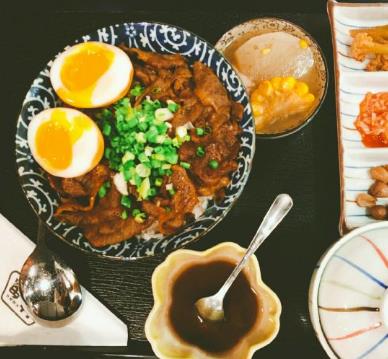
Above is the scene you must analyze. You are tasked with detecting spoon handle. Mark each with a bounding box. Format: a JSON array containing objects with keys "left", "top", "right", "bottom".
[
  {"left": 37, "top": 219, "right": 47, "bottom": 247},
  {"left": 217, "top": 194, "right": 293, "bottom": 299}
]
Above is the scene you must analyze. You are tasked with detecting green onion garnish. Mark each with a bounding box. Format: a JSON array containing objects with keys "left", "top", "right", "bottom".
[
  {"left": 195, "top": 127, "right": 205, "bottom": 136},
  {"left": 98, "top": 182, "right": 110, "bottom": 198},
  {"left": 130, "top": 84, "right": 144, "bottom": 97},
  {"left": 155, "top": 178, "right": 163, "bottom": 186},
  {"left": 97, "top": 94, "right": 190, "bottom": 202},
  {"left": 121, "top": 195, "right": 132, "bottom": 208},
  {"left": 196, "top": 146, "right": 205, "bottom": 157},
  {"left": 103, "top": 122, "right": 112, "bottom": 136},
  {"left": 208, "top": 160, "right": 219, "bottom": 169},
  {"left": 167, "top": 100, "right": 180, "bottom": 113},
  {"left": 132, "top": 209, "right": 141, "bottom": 217},
  {"left": 180, "top": 161, "right": 191, "bottom": 169},
  {"left": 121, "top": 210, "right": 128, "bottom": 220}
]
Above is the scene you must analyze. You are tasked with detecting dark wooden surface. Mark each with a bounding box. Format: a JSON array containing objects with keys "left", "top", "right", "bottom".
[{"left": 0, "top": 1, "right": 346, "bottom": 357}]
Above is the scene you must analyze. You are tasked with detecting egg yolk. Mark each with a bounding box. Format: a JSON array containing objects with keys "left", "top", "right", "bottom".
[
  {"left": 58, "top": 43, "right": 115, "bottom": 106},
  {"left": 35, "top": 108, "right": 92, "bottom": 170}
]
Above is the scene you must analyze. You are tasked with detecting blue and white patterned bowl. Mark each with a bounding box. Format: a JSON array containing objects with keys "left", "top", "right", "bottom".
[{"left": 15, "top": 22, "right": 255, "bottom": 260}]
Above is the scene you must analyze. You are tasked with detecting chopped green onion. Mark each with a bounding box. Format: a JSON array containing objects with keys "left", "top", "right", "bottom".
[
  {"left": 151, "top": 159, "right": 161, "bottom": 168},
  {"left": 134, "top": 212, "right": 147, "bottom": 224},
  {"left": 121, "top": 195, "right": 132, "bottom": 208},
  {"left": 103, "top": 122, "right": 111, "bottom": 136},
  {"left": 121, "top": 210, "right": 128, "bottom": 220},
  {"left": 98, "top": 182, "right": 110, "bottom": 198},
  {"left": 138, "top": 121, "right": 148, "bottom": 132},
  {"left": 148, "top": 187, "right": 157, "bottom": 197},
  {"left": 196, "top": 146, "right": 205, "bottom": 157},
  {"left": 172, "top": 137, "right": 180, "bottom": 147},
  {"left": 209, "top": 159, "right": 219, "bottom": 169},
  {"left": 153, "top": 153, "right": 165, "bottom": 161},
  {"left": 155, "top": 108, "right": 173, "bottom": 122},
  {"left": 180, "top": 161, "right": 191, "bottom": 169},
  {"left": 138, "top": 177, "right": 151, "bottom": 199},
  {"left": 132, "top": 209, "right": 141, "bottom": 217},
  {"left": 168, "top": 188, "right": 176, "bottom": 196},
  {"left": 165, "top": 153, "right": 178, "bottom": 165},
  {"left": 195, "top": 127, "right": 205, "bottom": 136},
  {"left": 122, "top": 151, "right": 135, "bottom": 163},
  {"left": 152, "top": 87, "right": 161, "bottom": 94},
  {"left": 167, "top": 100, "right": 180, "bottom": 113},
  {"left": 135, "top": 132, "right": 146, "bottom": 143},
  {"left": 127, "top": 117, "right": 138, "bottom": 128},
  {"left": 176, "top": 126, "right": 187, "bottom": 138},
  {"left": 130, "top": 84, "right": 144, "bottom": 97},
  {"left": 165, "top": 206, "right": 172, "bottom": 212},
  {"left": 104, "top": 147, "right": 112, "bottom": 160},
  {"left": 144, "top": 146, "right": 153, "bottom": 157},
  {"left": 138, "top": 152, "right": 150, "bottom": 163},
  {"left": 97, "top": 94, "right": 187, "bottom": 203},
  {"left": 136, "top": 164, "right": 151, "bottom": 178}
]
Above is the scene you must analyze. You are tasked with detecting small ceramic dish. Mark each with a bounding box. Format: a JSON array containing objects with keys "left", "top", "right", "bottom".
[
  {"left": 328, "top": 0, "right": 388, "bottom": 234},
  {"left": 309, "top": 222, "right": 388, "bottom": 359},
  {"left": 215, "top": 17, "right": 328, "bottom": 139},
  {"left": 145, "top": 242, "right": 281, "bottom": 359}
]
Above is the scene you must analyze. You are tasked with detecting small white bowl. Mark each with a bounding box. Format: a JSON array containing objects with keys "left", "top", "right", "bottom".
[{"left": 309, "top": 222, "right": 388, "bottom": 359}]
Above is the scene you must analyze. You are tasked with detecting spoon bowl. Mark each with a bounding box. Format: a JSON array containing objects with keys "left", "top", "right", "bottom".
[{"left": 19, "top": 221, "right": 82, "bottom": 321}]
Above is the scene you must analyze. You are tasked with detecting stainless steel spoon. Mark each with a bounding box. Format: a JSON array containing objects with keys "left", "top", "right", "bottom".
[
  {"left": 195, "top": 193, "right": 293, "bottom": 321},
  {"left": 19, "top": 220, "right": 82, "bottom": 321}
]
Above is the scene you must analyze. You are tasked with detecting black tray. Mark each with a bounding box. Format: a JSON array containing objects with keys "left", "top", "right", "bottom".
[{"left": 1, "top": 2, "right": 340, "bottom": 358}]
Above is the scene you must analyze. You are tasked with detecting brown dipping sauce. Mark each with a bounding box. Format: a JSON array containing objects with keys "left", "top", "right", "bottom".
[{"left": 169, "top": 260, "right": 259, "bottom": 353}]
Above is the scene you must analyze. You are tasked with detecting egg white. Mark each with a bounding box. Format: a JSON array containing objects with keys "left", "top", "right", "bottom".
[
  {"left": 28, "top": 108, "right": 104, "bottom": 178},
  {"left": 50, "top": 42, "right": 133, "bottom": 108}
]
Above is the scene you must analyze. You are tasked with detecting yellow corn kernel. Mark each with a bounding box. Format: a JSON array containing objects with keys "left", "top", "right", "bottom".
[
  {"left": 257, "top": 80, "right": 273, "bottom": 97},
  {"left": 281, "top": 76, "right": 296, "bottom": 91},
  {"left": 270, "top": 77, "right": 282, "bottom": 90},
  {"left": 295, "top": 81, "right": 309, "bottom": 97},
  {"left": 299, "top": 39, "right": 309, "bottom": 49},
  {"left": 303, "top": 93, "right": 315, "bottom": 103},
  {"left": 261, "top": 47, "right": 271, "bottom": 55},
  {"left": 251, "top": 90, "right": 266, "bottom": 104},
  {"left": 251, "top": 102, "right": 265, "bottom": 116}
]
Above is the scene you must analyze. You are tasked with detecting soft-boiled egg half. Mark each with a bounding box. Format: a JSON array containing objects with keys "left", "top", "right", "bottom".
[
  {"left": 50, "top": 42, "right": 133, "bottom": 108},
  {"left": 28, "top": 108, "right": 104, "bottom": 178}
]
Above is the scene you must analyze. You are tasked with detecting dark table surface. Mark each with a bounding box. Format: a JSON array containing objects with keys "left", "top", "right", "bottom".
[{"left": 0, "top": 0, "right": 350, "bottom": 357}]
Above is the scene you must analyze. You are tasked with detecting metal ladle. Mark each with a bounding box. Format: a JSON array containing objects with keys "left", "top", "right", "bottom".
[
  {"left": 19, "top": 220, "right": 82, "bottom": 321},
  {"left": 195, "top": 194, "right": 293, "bottom": 321}
]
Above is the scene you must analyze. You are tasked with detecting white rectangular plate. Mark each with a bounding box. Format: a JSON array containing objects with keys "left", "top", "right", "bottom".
[{"left": 328, "top": 0, "right": 388, "bottom": 234}]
